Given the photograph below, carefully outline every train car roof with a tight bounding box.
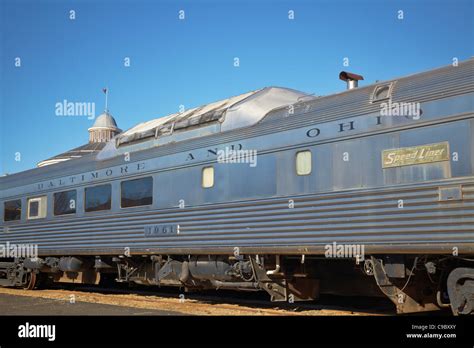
[1,58,473,187]
[111,86,308,146]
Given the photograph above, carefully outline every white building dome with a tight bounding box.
[88,111,121,143]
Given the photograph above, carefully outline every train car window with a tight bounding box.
[4,199,22,221]
[296,150,312,175]
[202,166,214,188]
[27,196,47,220]
[121,177,153,208]
[54,190,77,216]
[85,184,112,212]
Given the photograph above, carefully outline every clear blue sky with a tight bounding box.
[1,0,473,174]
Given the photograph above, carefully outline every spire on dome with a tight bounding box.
[88,88,121,143]
[102,87,109,113]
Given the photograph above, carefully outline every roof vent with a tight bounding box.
[339,71,364,90]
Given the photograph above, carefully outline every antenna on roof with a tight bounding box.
[102,87,109,112]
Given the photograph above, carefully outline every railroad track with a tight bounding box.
[0,283,395,316]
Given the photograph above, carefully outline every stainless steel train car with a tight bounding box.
[1,59,473,315]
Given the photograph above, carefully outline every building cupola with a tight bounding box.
[88,111,121,143]
[88,88,121,143]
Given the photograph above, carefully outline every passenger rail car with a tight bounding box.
[1,59,473,314]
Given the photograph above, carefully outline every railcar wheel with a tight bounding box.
[447,268,474,315]
[23,272,37,290]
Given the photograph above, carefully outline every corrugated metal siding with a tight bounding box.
[1,178,473,255]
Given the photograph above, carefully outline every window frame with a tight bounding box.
[120,176,154,209]
[27,196,47,220]
[53,189,77,216]
[202,166,214,188]
[84,183,112,213]
[295,150,312,176]
[3,199,22,222]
